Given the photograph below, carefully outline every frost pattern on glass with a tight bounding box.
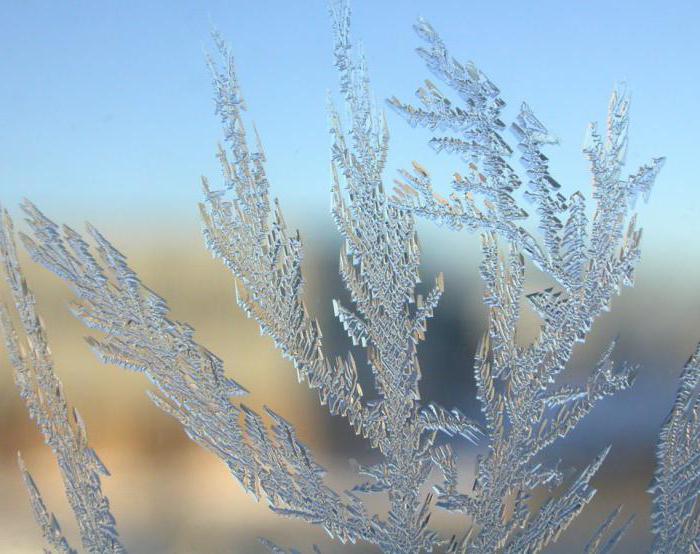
[388,17,664,553]
[199,5,480,551]
[18,198,372,545]
[0,208,125,554]
[649,344,700,553]
[1,2,687,553]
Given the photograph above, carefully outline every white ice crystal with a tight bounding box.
[0,208,125,554]
[649,344,700,553]
[388,16,665,552]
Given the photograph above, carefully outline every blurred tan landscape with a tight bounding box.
[1,215,698,553]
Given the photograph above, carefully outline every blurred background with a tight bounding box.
[1,0,699,552]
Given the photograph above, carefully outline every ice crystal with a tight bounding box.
[0,208,125,553]
[1,1,695,553]
[200,5,480,550]
[15,196,377,544]
[259,538,322,554]
[584,506,635,554]
[388,15,664,553]
[649,344,700,553]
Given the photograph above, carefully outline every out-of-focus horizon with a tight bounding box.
[1,227,698,552]
[1,0,699,552]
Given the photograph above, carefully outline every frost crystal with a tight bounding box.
[200,5,480,550]
[584,506,635,554]
[16,196,375,544]
[0,208,125,554]
[2,1,693,553]
[649,344,700,553]
[388,15,663,553]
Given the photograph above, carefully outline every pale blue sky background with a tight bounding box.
[1,0,698,258]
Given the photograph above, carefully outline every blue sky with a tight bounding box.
[1,0,698,259]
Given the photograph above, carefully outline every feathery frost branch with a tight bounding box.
[388,15,663,553]
[200,3,480,550]
[649,344,700,553]
[18,197,372,545]
[0,207,125,553]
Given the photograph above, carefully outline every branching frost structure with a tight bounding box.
[649,344,700,553]
[16,196,376,545]
[200,5,480,551]
[2,2,693,553]
[388,17,664,553]
[0,208,125,554]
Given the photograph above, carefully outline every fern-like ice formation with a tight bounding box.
[201,5,480,550]
[0,208,125,554]
[16,196,377,544]
[649,344,700,553]
[388,16,664,553]
[2,1,691,553]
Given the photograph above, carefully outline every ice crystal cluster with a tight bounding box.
[0,211,125,554]
[0,1,697,552]
[649,345,700,553]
